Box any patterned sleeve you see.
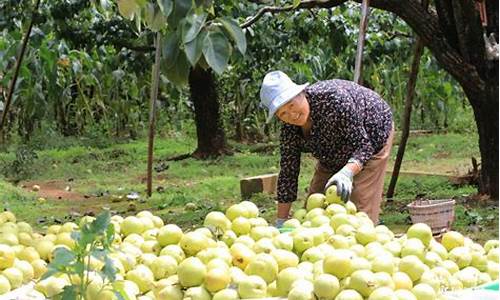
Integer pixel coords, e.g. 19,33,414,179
277,125,302,203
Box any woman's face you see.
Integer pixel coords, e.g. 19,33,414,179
276,92,310,126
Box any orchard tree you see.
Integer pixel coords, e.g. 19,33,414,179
1,0,159,139
113,0,246,158
245,0,498,199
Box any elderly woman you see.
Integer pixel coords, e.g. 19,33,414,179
260,71,394,227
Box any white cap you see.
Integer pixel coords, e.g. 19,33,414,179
259,71,309,123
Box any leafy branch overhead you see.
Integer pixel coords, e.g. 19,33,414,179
107,0,338,84
110,0,247,85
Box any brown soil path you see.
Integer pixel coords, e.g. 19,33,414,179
20,180,88,201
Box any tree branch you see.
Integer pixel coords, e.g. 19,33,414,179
434,0,459,51
451,0,470,62
241,0,346,28
368,0,485,93
246,0,271,4
458,0,486,73
240,0,486,94
387,30,413,41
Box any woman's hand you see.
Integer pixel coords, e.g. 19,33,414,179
324,165,355,202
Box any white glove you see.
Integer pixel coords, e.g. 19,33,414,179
324,166,354,202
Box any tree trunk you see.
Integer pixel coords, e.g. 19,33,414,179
146,33,161,197
188,65,230,159
366,0,499,199
387,35,425,199
353,0,371,84
466,84,499,199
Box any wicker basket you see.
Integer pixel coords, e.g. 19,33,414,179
407,199,456,234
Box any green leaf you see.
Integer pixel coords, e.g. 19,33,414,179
145,3,155,25
151,11,166,31
135,0,148,7
114,288,131,300
60,285,77,300
73,261,85,276
157,0,173,17
78,225,97,248
91,210,111,235
91,249,106,260
105,223,115,247
167,0,193,27
197,54,210,70
135,13,142,31
182,12,207,44
41,267,59,280
202,30,231,74
145,3,165,32
117,0,139,20
293,0,301,8
70,231,80,242
443,82,452,95
52,247,76,267
185,29,206,66
103,256,118,281
163,50,191,86
162,31,180,69
207,4,215,15
219,17,246,54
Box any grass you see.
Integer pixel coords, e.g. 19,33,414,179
0,181,41,224
0,131,497,244
388,132,480,175
380,188,498,244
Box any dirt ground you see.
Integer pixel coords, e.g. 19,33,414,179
20,180,88,201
